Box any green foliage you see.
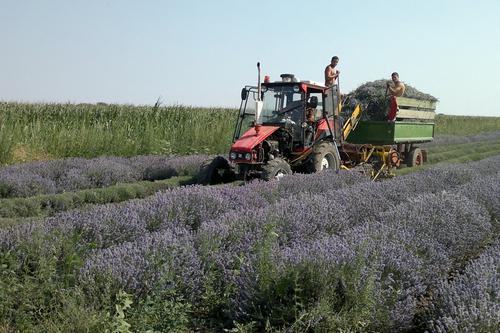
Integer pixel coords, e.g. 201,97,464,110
0,102,237,165
234,261,380,332
0,236,109,332
193,232,236,331
230,227,381,332
434,114,500,135
107,291,134,333
129,289,192,333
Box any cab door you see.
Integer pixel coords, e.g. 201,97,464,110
323,85,341,139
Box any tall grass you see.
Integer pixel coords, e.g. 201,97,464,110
0,102,237,165
1,101,499,165
434,114,500,135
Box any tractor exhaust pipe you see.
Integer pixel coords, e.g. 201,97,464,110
255,62,263,134
257,62,261,100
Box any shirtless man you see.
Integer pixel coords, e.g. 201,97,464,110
386,72,406,97
386,72,406,122
324,56,340,87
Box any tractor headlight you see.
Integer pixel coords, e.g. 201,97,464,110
245,153,252,160
293,85,300,92
230,152,237,160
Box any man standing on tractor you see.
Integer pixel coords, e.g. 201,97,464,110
324,56,340,87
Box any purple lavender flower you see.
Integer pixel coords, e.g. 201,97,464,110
427,242,500,333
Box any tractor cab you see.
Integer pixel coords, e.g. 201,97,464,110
235,78,341,152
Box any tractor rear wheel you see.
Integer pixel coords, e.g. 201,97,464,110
407,148,423,167
197,156,234,185
308,142,340,173
261,158,292,181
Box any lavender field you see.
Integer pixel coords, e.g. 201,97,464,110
0,153,498,332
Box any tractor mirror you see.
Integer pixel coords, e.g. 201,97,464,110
241,88,248,100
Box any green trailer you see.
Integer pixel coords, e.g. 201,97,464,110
340,96,436,178
346,121,435,145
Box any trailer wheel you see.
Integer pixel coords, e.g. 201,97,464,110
262,158,292,181
407,148,423,167
197,156,234,185
308,142,340,173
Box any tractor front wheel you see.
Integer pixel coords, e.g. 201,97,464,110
308,142,340,173
197,156,234,185
261,158,292,181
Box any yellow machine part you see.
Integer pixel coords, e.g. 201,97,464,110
343,145,399,181
338,102,401,180
341,104,362,141
361,146,398,180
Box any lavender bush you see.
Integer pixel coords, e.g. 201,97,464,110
79,227,203,301
427,242,499,333
0,154,208,198
457,174,500,221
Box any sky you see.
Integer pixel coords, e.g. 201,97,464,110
1,0,499,116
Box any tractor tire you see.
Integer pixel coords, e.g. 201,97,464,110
407,148,423,167
261,158,292,181
197,156,233,185
307,142,340,173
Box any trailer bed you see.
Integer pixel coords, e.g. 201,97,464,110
346,120,434,145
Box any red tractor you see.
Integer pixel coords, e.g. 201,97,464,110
197,63,344,184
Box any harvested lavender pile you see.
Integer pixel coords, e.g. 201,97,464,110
343,79,438,121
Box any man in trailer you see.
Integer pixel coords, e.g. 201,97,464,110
386,72,406,121
386,72,406,97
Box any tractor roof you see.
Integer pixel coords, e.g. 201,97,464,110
262,81,327,93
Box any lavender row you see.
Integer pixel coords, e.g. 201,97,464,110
422,130,500,147
427,242,499,333
3,128,499,200
0,170,368,250
0,154,208,198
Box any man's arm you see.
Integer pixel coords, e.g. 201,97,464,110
329,70,340,80
332,70,339,80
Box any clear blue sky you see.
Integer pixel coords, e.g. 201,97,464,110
1,0,499,116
